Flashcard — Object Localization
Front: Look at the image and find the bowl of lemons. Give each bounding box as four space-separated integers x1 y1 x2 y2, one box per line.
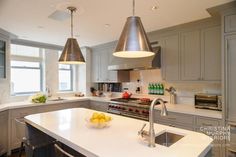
86 112 112 129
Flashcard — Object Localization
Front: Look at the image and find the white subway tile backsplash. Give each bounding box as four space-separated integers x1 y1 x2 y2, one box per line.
122 69 221 105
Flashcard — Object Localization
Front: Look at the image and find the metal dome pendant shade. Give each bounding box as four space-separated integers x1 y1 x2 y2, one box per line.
59 7 85 64
114 0 154 58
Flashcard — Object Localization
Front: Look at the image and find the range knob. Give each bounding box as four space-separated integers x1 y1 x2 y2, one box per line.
129 108 133 112
121 107 126 110
135 110 139 113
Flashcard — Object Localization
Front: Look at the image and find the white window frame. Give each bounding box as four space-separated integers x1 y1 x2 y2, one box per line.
10 46 44 95
58 64 74 92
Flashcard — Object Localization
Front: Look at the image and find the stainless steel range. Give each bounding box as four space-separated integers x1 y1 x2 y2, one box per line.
108 98 153 121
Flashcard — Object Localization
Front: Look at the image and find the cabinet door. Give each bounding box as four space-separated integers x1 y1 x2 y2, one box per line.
90 101 109 112
107 48 118 82
181 30 201 80
0 36 7 79
226 34 236 123
99 51 109 82
0 111 8 155
225 14 236 33
201 26 221 81
162 34 180 81
91 52 100 82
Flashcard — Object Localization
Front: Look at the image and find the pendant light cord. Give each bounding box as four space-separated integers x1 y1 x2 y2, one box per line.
70 9 74 38
132 0 135 16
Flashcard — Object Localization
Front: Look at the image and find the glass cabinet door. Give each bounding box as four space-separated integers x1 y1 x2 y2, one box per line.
0 39 6 78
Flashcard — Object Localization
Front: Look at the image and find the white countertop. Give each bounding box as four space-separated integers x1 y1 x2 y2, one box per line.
0 96 222 119
25 108 213 157
0 97 90 112
156 103 222 119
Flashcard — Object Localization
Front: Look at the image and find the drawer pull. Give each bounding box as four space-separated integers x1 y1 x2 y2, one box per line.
167 117 176 120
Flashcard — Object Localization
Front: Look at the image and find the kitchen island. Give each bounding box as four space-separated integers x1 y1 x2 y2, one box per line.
24 108 213 157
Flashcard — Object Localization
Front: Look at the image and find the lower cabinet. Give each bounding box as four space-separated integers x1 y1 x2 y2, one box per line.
0 111 8 156
154 110 195 131
195 116 223 157
9 101 90 151
89 101 109 112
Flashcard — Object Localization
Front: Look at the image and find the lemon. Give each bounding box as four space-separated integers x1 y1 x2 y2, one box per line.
105 116 112 122
99 113 105 119
99 118 106 124
91 118 99 124
92 112 99 119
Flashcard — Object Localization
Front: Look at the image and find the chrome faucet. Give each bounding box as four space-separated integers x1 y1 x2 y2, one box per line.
138 98 168 147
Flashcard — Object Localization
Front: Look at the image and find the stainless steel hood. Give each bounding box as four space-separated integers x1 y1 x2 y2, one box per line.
108 46 161 71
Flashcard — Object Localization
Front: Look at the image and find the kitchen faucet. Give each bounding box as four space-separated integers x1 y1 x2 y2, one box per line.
138 98 168 147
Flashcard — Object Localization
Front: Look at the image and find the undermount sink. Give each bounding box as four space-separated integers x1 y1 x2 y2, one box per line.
155 132 184 147
48 97 66 101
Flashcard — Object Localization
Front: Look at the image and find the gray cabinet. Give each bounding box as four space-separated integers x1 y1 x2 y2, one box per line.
161 34 180 81
201 26 221 81
225 34 236 123
0 36 7 79
180 30 202 81
0 111 8 156
91 44 129 83
195 117 223 157
91 51 100 82
154 110 195 131
180 27 221 81
89 101 109 112
225 14 236 33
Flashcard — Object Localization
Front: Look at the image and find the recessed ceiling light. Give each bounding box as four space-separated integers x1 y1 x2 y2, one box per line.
105 24 110 28
151 6 158 11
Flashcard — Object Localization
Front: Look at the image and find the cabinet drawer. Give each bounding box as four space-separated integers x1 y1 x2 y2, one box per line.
155 110 194 125
196 117 220 127
225 14 236 33
90 101 108 112
157 120 194 131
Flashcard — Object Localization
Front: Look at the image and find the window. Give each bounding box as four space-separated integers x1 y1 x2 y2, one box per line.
10 44 43 95
58 64 73 91
58 51 74 91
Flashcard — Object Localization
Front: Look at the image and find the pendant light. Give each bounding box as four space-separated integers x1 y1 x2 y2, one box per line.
59 7 85 64
113 0 154 58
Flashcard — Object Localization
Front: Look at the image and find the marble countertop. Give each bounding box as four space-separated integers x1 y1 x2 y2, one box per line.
25 108 212 157
0 96 222 119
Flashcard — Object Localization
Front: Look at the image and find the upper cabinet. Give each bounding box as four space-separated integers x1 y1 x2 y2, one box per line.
159 24 221 82
225 14 236 33
201 26 221 81
91 44 129 83
0 36 7 79
161 34 180 81
180 30 201 81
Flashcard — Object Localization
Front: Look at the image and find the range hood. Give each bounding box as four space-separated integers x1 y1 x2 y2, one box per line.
108 46 161 71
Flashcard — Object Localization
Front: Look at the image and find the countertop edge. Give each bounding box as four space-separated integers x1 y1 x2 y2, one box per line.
0 97 222 119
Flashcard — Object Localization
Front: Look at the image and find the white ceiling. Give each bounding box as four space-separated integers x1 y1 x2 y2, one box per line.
0 0 233 47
